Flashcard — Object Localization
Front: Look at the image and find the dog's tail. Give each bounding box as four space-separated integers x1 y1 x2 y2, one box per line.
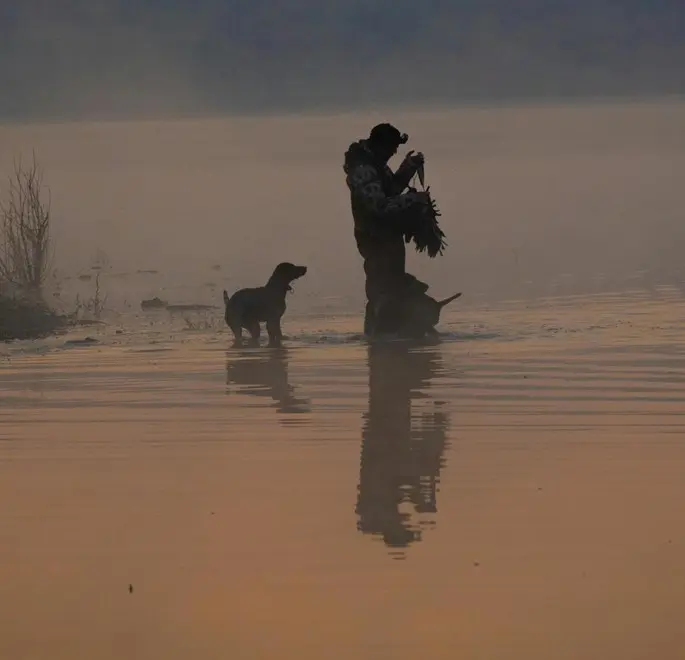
223 289 230 306
438 292 462 308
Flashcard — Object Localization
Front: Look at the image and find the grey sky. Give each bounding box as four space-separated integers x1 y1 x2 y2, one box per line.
1 1 684 119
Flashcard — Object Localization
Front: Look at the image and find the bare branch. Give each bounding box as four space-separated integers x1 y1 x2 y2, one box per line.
0 151 53 296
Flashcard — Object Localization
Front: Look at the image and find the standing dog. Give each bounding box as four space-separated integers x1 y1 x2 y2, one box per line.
223 262 307 347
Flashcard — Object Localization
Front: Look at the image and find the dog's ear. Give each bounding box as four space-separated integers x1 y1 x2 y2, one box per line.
223 290 230 305
273 262 291 278
438 292 462 308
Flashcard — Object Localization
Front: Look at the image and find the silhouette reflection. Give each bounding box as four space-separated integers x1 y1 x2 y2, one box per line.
225 347 310 416
356 342 450 558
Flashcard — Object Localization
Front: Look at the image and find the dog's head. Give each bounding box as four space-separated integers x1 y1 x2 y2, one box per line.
271 262 308 290
405 291 462 331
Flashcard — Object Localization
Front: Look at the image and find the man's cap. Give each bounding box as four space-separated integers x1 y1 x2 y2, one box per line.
369 123 409 147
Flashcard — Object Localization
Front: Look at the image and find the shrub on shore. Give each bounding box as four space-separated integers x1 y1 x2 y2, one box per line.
0 293 67 342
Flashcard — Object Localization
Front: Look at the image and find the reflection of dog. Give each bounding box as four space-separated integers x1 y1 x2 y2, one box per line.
226 347 310 415
222 262 307 347
400 291 462 338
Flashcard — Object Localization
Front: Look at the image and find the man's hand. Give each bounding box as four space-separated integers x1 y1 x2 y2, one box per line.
411 189 433 206
403 150 425 168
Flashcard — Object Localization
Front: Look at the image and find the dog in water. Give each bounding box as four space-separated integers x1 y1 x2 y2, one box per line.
223 262 307 347
398 291 462 339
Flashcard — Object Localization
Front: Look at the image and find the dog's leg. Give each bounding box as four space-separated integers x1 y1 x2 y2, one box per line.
225 298 244 347
228 310 245 347
246 321 261 346
229 323 244 347
266 317 283 347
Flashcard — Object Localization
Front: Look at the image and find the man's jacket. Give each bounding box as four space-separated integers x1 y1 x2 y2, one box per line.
343 139 426 271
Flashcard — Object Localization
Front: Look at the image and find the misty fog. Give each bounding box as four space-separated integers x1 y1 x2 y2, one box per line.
1 2 684 313
1 99 683 312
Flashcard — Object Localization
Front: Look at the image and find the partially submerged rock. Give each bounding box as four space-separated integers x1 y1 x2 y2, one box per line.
64 336 99 346
140 297 168 310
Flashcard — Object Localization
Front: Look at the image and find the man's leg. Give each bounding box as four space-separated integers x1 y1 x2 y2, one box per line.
364 257 387 337
363 257 409 337
373 295 400 335
363 300 375 336
371 280 406 335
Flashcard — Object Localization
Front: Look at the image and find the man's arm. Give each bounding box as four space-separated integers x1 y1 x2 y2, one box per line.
346 163 425 228
390 151 424 193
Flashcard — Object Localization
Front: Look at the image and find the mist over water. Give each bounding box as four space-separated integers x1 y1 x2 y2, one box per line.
1 99 683 312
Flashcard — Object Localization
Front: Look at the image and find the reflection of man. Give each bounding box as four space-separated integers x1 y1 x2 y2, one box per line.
355 343 450 555
225 347 310 416
343 123 434 336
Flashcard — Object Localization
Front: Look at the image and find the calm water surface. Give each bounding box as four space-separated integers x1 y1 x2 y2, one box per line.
2 290 685 659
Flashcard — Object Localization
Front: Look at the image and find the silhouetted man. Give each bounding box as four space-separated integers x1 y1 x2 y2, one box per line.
343 123 433 336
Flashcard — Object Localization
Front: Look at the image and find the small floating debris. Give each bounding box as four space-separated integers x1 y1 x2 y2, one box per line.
166 303 218 312
72 319 106 327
